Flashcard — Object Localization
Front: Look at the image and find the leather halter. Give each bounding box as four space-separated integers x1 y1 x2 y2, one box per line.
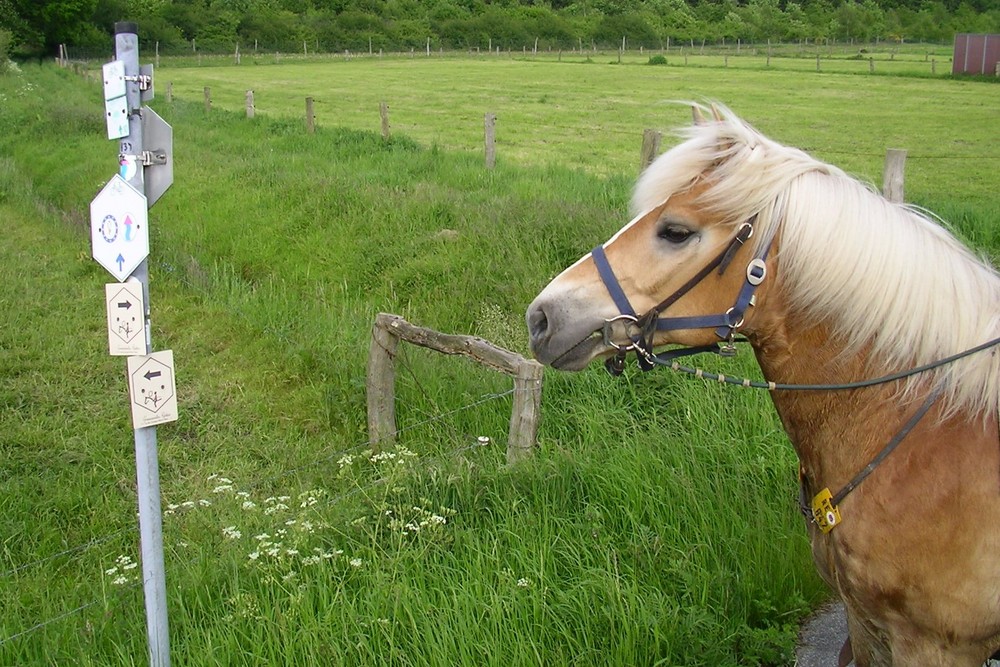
591 216 772 375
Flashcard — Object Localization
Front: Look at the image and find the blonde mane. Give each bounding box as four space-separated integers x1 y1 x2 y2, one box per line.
632 105 1000 418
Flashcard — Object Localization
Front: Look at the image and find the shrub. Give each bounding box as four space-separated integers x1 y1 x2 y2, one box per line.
0 30 12 75
647 54 667 65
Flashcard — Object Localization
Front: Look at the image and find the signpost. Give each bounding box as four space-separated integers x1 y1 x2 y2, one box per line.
91 22 174 667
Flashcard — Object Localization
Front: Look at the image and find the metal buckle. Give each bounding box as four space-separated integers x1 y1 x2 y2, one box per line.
724 307 745 329
746 258 767 286
602 314 642 351
736 221 754 242
719 332 738 357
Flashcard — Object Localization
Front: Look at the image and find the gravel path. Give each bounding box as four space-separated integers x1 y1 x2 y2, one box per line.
795 602 1000 667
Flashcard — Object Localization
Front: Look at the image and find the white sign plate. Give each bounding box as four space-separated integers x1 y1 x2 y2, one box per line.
90 175 149 281
105 95 129 140
102 60 126 100
105 282 145 356
127 350 178 427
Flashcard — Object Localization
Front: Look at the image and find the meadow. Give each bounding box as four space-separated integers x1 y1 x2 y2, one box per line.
0 53 997 665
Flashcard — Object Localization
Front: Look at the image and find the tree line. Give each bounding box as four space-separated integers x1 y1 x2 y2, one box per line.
2 0 998 60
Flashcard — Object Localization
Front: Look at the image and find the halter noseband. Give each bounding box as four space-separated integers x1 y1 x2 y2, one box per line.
591 215 772 375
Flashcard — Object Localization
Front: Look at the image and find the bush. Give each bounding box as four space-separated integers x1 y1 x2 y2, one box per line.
647 54 667 65
0 30 12 75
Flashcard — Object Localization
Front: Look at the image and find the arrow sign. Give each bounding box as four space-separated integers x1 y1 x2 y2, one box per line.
91 175 149 281
105 282 145 356
127 350 178 427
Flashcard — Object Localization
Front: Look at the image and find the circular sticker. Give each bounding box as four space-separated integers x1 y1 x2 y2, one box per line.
119 155 137 181
100 214 118 243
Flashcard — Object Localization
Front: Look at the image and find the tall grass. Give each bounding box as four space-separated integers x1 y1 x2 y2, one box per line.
0 60 995 665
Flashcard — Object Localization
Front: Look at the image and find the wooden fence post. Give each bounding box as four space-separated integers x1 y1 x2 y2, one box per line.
379 101 390 141
166 82 172 104
305 97 315 134
639 129 661 172
882 148 907 203
366 313 543 463
246 90 255 119
367 313 400 452
508 360 544 462
484 112 497 170
203 86 211 113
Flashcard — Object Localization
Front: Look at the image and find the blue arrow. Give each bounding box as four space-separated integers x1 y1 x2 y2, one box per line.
116 254 125 271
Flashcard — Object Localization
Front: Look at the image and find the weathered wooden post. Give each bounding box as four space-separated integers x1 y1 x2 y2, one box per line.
245 90 255 119
367 314 399 453
883 149 907 203
165 82 172 104
639 129 661 172
484 112 497 170
508 360 543 463
203 86 211 113
305 97 315 134
379 101 390 141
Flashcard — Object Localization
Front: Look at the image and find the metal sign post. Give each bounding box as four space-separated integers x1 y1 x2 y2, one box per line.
92 22 174 667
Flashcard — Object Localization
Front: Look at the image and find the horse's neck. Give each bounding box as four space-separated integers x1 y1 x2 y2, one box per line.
746 307 908 492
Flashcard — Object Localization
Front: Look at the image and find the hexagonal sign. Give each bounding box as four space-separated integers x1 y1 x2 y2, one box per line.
91 175 148 281
127 350 177 427
105 282 145 356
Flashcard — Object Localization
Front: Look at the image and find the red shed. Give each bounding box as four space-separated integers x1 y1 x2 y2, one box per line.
952 33 1000 75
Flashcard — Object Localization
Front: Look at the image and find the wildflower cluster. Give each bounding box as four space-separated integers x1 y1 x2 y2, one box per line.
104 554 139 586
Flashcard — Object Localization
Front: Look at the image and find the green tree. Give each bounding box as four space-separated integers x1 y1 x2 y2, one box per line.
741 0 789 41
5 0 102 55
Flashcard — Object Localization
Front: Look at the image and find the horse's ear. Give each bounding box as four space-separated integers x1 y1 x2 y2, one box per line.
710 103 725 122
692 105 708 125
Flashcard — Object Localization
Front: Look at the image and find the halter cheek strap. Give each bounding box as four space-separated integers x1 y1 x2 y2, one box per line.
592 218 772 374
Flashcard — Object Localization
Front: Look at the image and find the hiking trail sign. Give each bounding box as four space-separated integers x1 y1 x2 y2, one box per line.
90 174 149 282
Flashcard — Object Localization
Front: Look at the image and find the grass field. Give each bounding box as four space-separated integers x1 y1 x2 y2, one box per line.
0 56 997 665
156 44 996 210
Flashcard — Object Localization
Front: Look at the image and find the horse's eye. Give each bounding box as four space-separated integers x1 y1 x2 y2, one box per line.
658 224 695 244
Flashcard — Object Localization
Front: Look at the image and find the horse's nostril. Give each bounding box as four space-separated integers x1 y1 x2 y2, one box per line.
527 305 549 340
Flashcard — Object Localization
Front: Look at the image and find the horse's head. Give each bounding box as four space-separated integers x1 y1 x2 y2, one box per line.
527 105 784 371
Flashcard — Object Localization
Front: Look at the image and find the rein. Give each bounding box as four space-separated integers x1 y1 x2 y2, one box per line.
587 214 1000 534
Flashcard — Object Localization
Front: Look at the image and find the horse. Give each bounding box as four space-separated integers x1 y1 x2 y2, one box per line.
525 104 1000 666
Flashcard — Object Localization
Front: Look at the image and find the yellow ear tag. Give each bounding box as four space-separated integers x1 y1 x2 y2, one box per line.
811 488 842 534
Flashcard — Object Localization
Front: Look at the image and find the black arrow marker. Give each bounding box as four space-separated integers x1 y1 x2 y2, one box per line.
144 370 162 380
117 300 133 309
